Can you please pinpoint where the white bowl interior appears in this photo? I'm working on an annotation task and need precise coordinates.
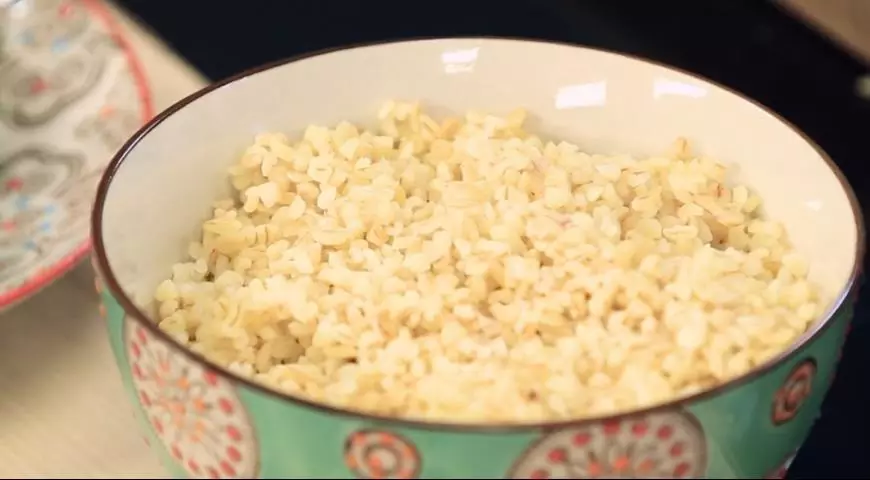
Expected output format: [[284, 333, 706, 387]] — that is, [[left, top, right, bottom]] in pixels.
[[99, 38, 859, 321]]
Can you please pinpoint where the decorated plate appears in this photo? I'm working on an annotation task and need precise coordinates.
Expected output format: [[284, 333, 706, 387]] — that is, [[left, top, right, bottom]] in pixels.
[[0, 0, 152, 311]]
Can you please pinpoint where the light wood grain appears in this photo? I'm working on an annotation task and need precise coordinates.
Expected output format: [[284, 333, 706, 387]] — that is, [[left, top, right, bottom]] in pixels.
[[779, 0, 870, 65], [0, 1, 206, 477]]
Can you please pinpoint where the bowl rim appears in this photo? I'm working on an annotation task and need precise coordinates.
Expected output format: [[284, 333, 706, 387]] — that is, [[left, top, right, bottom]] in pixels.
[[91, 36, 866, 433]]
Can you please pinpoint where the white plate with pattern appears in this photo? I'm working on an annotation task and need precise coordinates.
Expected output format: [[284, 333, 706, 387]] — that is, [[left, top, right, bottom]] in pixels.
[[0, 0, 152, 312]]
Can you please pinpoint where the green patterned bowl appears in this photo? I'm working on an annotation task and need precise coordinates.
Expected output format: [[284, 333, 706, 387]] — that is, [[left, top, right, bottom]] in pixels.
[[90, 38, 864, 479]]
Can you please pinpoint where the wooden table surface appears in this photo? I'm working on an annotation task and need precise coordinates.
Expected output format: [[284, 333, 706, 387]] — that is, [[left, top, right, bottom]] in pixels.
[[779, 0, 870, 65]]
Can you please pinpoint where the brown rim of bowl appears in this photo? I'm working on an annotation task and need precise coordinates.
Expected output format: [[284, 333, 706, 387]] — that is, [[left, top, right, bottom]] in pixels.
[[91, 36, 866, 433]]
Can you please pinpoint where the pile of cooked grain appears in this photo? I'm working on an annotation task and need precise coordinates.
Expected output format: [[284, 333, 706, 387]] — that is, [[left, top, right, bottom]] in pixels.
[[154, 101, 824, 422]]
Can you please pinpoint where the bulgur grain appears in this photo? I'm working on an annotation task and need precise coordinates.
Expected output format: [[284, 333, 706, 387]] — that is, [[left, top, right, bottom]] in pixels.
[[155, 101, 825, 423]]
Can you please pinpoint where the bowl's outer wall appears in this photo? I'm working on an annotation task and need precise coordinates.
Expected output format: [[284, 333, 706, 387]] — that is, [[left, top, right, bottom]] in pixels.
[[95, 271, 852, 479]]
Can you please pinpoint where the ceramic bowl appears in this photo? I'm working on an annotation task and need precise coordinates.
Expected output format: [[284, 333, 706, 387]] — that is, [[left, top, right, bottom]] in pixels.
[[0, 0, 151, 312], [91, 38, 864, 479]]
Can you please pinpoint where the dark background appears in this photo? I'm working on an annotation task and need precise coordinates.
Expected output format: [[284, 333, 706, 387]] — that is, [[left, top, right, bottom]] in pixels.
[[114, 0, 869, 477]]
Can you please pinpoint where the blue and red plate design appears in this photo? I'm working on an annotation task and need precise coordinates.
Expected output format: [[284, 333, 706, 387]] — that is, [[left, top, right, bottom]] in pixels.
[[0, 0, 152, 311]]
